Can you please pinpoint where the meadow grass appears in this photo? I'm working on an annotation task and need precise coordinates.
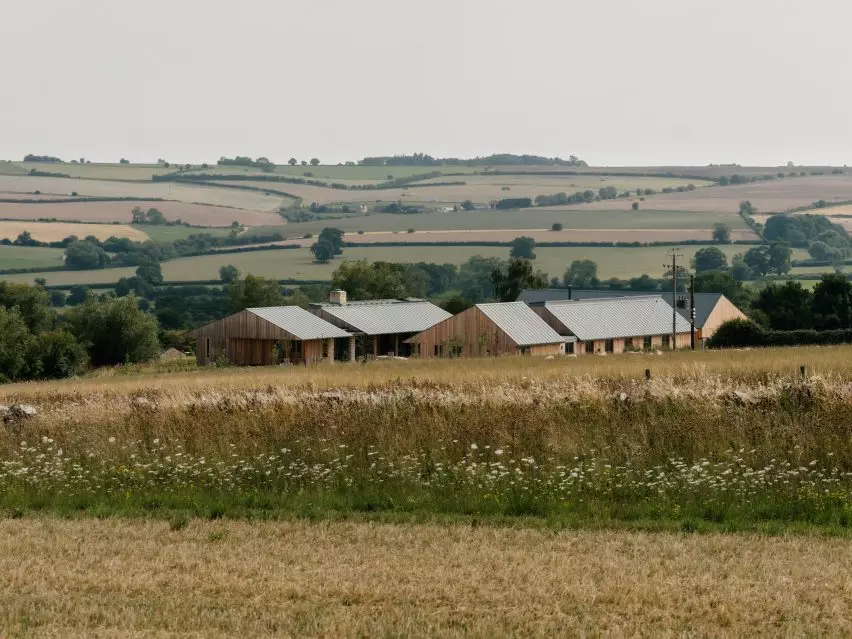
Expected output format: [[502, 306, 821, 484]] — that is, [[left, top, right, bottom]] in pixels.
[[1, 347, 851, 531]]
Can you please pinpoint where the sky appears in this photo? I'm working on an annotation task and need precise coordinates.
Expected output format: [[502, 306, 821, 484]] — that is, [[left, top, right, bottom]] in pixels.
[[2, 0, 851, 167]]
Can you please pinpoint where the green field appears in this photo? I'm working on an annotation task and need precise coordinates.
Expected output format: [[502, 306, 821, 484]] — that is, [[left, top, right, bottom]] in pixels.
[[1, 244, 811, 286], [0, 245, 66, 270], [131, 225, 232, 242]]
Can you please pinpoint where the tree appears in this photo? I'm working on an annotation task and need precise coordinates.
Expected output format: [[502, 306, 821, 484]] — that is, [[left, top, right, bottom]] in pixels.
[[692, 247, 728, 273], [811, 273, 852, 330], [768, 242, 793, 275], [310, 158, 320, 166], [135, 259, 163, 285], [460, 200, 475, 211], [67, 295, 161, 367], [441, 295, 473, 315], [229, 274, 283, 312], [510, 236, 536, 260], [13, 231, 37, 246], [739, 201, 757, 215], [551, 223, 563, 231], [808, 241, 837, 261], [730, 253, 752, 282], [712, 223, 732, 243], [219, 264, 240, 283], [67, 285, 90, 306], [0, 307, 34, 382], [491, 258, 549, 302], [753, 281, 813, 330], [0, 281, 51, 332], [120, 158, 130, 165], [563, 259, 599, 288], [693, 270, 754, 310], [331, 260, 413, 300], [301, 160, 308, 166], [457, 256, 507, 302], [311, 240, 335, 263], [631, 201, 639, 211], [288, 158, 297, 166], [30, 330, 87, 379], [743, 246, 772, 278], [318, 227, 345, 255], [65, 240, 109, 270]]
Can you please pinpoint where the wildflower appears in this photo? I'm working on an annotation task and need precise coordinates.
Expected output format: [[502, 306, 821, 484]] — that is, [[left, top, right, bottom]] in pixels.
[[470, 443, 478, 450], [108, 437, 116, 444], [494, 449, 504, 456]]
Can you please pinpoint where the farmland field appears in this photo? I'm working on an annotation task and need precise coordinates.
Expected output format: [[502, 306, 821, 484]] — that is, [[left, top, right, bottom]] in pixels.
[[0, 175, 294, 211], [1, 519, 850, 637], [215, 173, 711, 207], [570, 175, 852, 214], [0, 245, 65, 270], [269, 227, 758, 247], [0, 220, 149, 242], [278, 208, 750, 235], [0, 243, 801, 286], [0, 200, 285, 227], [12, 162, 177, 181], [131, 224, 232, 242]]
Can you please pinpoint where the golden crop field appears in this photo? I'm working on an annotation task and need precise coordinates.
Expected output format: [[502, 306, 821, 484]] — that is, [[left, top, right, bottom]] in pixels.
[[0, 220, 149, 242], [1, 518, 850, 637]]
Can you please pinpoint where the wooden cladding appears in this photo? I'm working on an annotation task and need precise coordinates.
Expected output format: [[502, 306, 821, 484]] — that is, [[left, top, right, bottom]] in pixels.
[[411, 306, 563, 358]]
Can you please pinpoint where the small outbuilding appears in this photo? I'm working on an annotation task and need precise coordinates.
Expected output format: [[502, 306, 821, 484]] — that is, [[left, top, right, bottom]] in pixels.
[[407, 301, 567, 358], [310, 290, 451, 358], [532, 296, 691, 354], [188, 306, 352, 366]]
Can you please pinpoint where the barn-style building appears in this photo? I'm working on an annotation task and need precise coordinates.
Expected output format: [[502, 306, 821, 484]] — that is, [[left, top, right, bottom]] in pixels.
[[189, 306, 352, 366], [407, 301, 567, 358], [310, 291, 451, 358], [531, 296, 691, 354], [519, 289, 746, 343]]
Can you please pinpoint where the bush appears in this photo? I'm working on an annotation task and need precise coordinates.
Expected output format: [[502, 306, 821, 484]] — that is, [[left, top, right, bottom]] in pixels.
[[708, 319, 852, 348]]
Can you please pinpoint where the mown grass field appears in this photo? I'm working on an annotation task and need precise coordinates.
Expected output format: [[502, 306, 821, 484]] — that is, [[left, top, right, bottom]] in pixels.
[[0, 245, 65, 270], [0, 243, 794, 285], [2, 519, 850, 637], [129, 224, 231, 242]]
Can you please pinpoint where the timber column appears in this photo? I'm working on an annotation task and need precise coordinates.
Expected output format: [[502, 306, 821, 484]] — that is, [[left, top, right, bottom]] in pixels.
[[348, 336, 356, 362], [326, 338, 334, 363]]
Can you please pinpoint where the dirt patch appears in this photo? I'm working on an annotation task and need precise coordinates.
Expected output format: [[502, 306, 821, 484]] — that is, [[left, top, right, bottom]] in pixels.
[[0, 201, 285, 227]]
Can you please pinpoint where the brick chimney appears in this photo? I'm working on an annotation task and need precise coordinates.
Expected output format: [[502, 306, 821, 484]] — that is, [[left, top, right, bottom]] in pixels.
[[329, 289, 347, 306]]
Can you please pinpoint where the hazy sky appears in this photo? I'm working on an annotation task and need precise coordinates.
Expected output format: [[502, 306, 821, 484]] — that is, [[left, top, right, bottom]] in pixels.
[[3, 0, 850, 166]]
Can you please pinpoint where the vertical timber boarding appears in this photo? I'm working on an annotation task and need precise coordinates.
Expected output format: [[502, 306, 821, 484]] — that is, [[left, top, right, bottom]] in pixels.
[[191, 310, 334, 366], [411, 306, 562, 358], [700, 296, 747, 341]]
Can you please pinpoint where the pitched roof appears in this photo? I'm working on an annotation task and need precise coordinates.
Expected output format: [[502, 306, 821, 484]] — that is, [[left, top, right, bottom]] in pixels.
[[541, 296, 691, 341], [476, 302, 565, 346], [314, 300, 451, 335], [248, 307, 350, 340], [518, 289, 726, 328]]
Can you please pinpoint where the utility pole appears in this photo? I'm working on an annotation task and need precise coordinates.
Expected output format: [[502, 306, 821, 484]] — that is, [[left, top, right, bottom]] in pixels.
[[690, 273, 696, 351], [664, 249, 682, 350]]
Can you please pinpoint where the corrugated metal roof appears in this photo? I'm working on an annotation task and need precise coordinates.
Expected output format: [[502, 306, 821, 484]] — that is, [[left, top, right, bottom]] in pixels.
[[542, 296, 691, 341], [518, 289, 727, 328], [317, 301, 451, 335], [476, 302, 565, 346], [248, 307, 350, 340]]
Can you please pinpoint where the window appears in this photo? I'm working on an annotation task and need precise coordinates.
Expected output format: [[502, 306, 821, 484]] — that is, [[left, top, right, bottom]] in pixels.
[[643, 336, 652, 350], [662, 335, 671, 348], [585, 341, 595, 354], [605, 339, 614, 353], [566, 342, 575, 355]]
